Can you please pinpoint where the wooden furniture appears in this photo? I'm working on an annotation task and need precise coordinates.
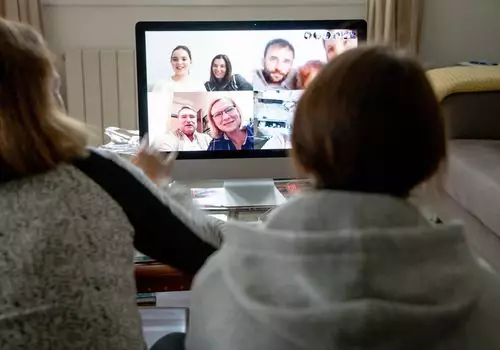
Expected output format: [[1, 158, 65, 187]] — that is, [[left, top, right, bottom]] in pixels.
[[135, 263, 193, 293]]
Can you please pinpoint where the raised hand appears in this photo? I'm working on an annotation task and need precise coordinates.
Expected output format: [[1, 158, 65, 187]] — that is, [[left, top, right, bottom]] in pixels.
[[132, 134, 178, 184]]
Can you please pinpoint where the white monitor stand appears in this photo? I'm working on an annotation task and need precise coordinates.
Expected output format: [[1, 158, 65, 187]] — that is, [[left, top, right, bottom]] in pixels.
[[171, 157, 295, 208], [222, 179, 286, 208]]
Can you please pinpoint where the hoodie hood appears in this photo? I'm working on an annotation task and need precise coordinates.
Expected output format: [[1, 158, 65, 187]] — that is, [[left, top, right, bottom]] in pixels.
[[210, 191, 482, 350]]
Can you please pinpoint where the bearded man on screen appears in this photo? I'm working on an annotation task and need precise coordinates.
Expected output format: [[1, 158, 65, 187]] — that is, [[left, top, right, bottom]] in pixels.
[[252, 38, 297, 90]]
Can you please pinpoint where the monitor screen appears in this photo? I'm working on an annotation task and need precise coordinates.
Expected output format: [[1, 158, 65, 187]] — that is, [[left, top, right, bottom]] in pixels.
[[136, 20, 367, 159]]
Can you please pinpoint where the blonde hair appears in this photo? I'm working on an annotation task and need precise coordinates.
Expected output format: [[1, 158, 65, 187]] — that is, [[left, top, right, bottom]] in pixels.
[[0, 18, 88, 176], [206, 97, 245, 138]]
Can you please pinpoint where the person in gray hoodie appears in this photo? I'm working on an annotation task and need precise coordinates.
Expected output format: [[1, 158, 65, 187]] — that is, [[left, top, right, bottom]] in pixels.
[[139, 46, 500, 350]]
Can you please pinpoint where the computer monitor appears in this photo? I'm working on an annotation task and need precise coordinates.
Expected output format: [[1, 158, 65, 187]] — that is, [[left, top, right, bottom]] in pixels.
[[135, 20, 367, 207]]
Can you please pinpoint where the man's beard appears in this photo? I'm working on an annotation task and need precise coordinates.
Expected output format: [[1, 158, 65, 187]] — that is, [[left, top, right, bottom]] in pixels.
[[263, 69, 288, 84]]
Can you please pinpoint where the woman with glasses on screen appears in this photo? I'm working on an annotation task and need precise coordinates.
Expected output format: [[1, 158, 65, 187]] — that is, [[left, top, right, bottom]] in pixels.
[[153, 45, 205, 93], [204, 54, 253, 91], [206, 97, 286, 150]]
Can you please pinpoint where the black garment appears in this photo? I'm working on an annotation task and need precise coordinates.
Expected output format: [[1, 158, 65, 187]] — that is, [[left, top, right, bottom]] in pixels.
[[150, 333, 186, 350], [204, 74, 253, 91], [72, 150, 216, 275], [0, 150, 216, 276]]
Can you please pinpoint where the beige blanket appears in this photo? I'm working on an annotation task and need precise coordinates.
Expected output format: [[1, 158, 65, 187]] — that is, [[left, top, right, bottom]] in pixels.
[[427, 66, 500, 102]]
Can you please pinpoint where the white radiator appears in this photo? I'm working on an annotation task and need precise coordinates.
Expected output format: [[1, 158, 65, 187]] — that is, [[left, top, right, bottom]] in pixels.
[[64, 49, 138, 146]]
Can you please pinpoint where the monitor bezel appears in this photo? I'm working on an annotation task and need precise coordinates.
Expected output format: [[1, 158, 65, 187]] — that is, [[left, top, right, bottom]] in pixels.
[[135, 19, 367, 160]]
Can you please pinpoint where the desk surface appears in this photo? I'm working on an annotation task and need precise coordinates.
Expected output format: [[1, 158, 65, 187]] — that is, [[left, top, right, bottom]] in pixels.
[[135, 179, 311, 295]]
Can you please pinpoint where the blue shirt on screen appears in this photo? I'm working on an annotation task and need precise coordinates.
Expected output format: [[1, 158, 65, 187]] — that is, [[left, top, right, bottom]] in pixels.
[[208, 125, 255, 151]]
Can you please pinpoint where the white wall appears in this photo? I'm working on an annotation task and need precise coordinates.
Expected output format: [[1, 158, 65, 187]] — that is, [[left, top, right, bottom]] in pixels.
[[42, 0, 367, 52], [145, 30, 331, 87], [419, 0, 500, 66]]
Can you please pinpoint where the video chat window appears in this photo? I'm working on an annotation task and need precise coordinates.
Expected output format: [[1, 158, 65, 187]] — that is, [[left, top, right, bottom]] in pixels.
[[145, 29, 358, 152]]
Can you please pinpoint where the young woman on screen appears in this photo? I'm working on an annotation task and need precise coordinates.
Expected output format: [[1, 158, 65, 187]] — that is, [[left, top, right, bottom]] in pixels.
[[153, 45, 205, 93], [206, 97, 286, 150], [204, 54, 253, 91], [137, 46, 500, 350], [0, 19, 221, 350]]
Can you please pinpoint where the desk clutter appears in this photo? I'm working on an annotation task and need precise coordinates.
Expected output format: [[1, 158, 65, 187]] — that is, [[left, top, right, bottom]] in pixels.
[[191, 179, 311, 209]]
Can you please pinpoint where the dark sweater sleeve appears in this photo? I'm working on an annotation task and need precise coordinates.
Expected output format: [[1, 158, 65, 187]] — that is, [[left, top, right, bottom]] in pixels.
[[73, 149, 217, 275], [234, 74, 253, 91]]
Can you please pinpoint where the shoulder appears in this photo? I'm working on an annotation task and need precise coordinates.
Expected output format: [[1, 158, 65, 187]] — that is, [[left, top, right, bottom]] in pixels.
[[234, 74, 245, 82], [198, 132, 212, 141], [188, 77, 205, 91], [73, 148, 163, 203], [259, 132, 286, 150], [154, 133, 178, 151], [207, 137, 223, 150], [448, 267, 500, 349], [252, 70, 265, 84], [253, 69, 263, 78], [153, 78, 174, 92]]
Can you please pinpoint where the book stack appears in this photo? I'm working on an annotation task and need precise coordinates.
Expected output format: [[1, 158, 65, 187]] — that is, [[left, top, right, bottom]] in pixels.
[[134, 251, 155, 264], [136, 292, 157, 307]]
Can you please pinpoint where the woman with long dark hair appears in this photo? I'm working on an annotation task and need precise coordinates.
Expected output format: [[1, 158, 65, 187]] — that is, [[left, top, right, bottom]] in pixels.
[[204, 54, 253, 91]]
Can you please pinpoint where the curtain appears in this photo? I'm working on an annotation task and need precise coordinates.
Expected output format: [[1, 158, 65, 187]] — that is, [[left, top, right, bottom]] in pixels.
[[367, 0, 423, 55], [0, 0, 43, 33]]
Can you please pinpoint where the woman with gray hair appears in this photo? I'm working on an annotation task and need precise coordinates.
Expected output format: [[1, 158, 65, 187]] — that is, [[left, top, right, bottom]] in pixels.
[[206, 97, 286, 151]]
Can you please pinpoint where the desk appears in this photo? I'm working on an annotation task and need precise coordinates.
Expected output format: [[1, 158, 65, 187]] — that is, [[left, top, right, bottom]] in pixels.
[[134, 207, 272, 298], [135, 263, 193, 294], [134, 179, 311, 303]]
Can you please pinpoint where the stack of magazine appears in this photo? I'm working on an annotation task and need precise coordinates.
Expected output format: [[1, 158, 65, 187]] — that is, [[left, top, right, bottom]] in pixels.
[[136, 292, 157, 307], [134, 251, 155, 264]]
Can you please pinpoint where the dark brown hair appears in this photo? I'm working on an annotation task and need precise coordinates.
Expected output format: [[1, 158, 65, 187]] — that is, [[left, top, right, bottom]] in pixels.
[[0, 18, 87, 176], [171, 45, 192, 60], [292, 46, 445, 197], [209, 54, 233, 87]]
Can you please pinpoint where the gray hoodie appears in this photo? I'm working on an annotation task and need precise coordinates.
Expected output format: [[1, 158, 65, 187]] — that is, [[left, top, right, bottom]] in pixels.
[[186, 190, 500, 350]]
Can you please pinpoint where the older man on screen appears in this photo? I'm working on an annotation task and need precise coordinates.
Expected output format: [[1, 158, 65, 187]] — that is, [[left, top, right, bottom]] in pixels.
[[155, 106, 212, 152]]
